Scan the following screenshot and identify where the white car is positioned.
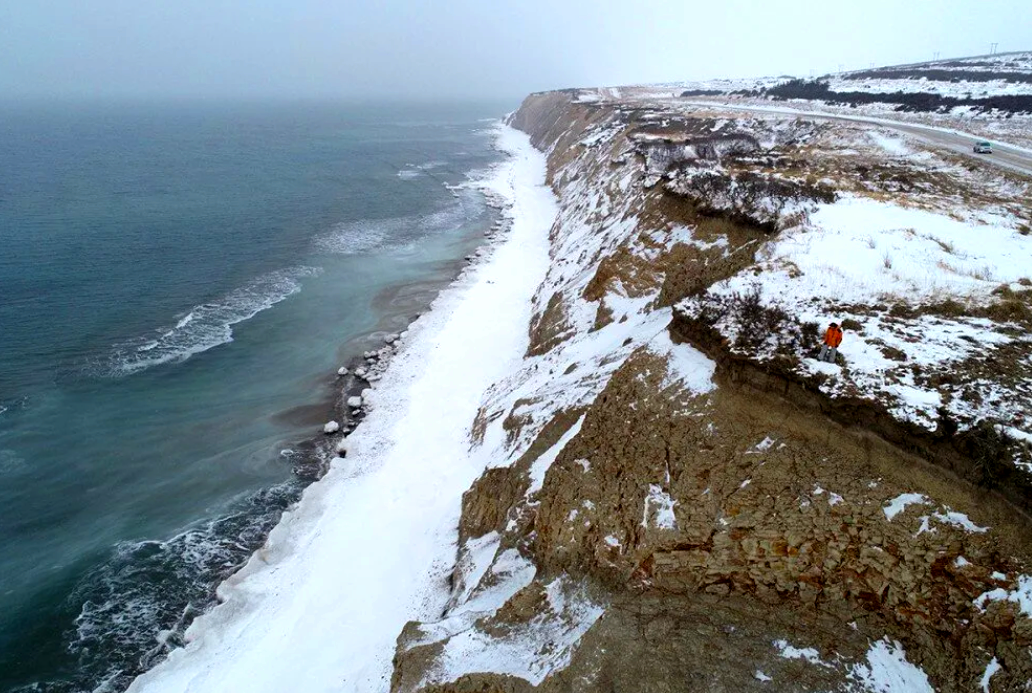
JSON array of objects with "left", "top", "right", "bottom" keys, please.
[{"left": 974, "top": 141, "right": 993, "bottom": 154}]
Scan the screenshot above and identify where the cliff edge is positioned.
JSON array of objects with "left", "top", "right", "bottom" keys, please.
[{"left": 392, "top": 89, "right": 1032, "bottom": 692}]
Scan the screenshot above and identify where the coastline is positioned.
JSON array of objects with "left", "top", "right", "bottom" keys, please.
[{"left": 126, "top": 124, "right": 555, "bottom": 693}]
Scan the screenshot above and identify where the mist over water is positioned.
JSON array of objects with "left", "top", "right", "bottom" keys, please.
[{"left": 0, "top": 99, "right": 511, "bottom": 692}]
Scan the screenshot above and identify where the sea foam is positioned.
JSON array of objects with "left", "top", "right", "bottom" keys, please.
[{"left": 104, "top": 266, "right": 321, "bottom": 376}]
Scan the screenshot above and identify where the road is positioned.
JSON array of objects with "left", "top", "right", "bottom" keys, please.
[{"left": 682, "top": 100, "right": 1032, "bottom": 178}]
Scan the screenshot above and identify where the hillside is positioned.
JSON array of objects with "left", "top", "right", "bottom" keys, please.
[
  {"left": 593, "top": 50, "right": 1032, "bottom": 151},
  {"left": 390, "top": 84, "right": 1032, "bottom": 691}
]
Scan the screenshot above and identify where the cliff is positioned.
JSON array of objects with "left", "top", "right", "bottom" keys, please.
[{"left": 391, "top": 91, "right": 1032, "bottom": 692}]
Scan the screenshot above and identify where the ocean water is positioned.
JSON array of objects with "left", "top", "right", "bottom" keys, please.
[{"left": 0, "top": 99, "right": 510, "bottom": 692}]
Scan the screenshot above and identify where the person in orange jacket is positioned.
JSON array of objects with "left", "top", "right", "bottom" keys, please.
[{"left": 820, "top": 322, "right": 843, "bottom": 363}]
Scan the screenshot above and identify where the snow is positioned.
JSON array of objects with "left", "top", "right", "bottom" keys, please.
[
  {"left": 774, "top": 639, "right": 829, "bottom": 667},
  {"left": 868, "top": 131, "right": 913, "bottom": 156},
  {"left": 127, "top": 124, "right": 557, "bottom": 693},
  {"left": 642, "top": 484, "right": 678, "bottom": 529},
  {"left": 405, "top": 547, "right": 537, "bottom": 650},
  {"left": 883, "top": 493, "right": 928, "bottom": 520},
  {"left": 322, "top": 421, "right": 340, "bottom": 434},
  {"left": 679, "top": 100, "right": 1032, "bottom": 158},
  {"left": 527, "top": 415, "right": 585, "bottom": 495},
  {"left": 932, "top": 510, "right": 988, "bottom": 533},
  {"left": 677, "top": 192, "right": 1032, "bottom": 431},
  {"left": 763, "top": 196, "right": 1031, "bottom": 307},
  {"left": 451, "top": 532, "right": 501, "bottom": 607},
  {"left": 955, "top": 556, "right": 971, "bottom": 567},
  {"left": 849, "top": 639, "right": 934, "bottom": 693},
  {"left": 754, "top": 670, "right": 772, "bottom": 682},
  {"left": 981, "top": 657, "right": 1001, "bottom": 692},
  {"left": 753, "top": 437, "right": 776, "bottom": 452},
  {"left": 648, "top": 330, "right": 716, "bottom": 393},
  {"left": 975, "top": 574, "right": 1032, "bottom": 616},
  {"left": 425, "top": 578, "right": 604, "bottom": 687},
  {"left": 829, "top": 75, "right": 1032, "bottom": 99}
]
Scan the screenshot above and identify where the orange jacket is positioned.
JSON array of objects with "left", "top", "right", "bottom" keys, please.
[{"left": 824, "top": 325, "right": 843, "bottom": 348}]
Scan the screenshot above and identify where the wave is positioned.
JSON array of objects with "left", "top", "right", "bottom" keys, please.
[
  {"left": 313, "top": 188, "right": 486, "bottom": 256},
  {"left": 396, "top": 160, "right": 450, "bottom": 180},
  {"left": 102, "top": 267, "right": 321, "bottom": 377},
  {"left": 50, "top": 480, "right": 305, "bottom": 693}
]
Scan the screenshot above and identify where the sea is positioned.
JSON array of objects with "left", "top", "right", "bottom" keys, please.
[{"left": 0, "top": 99, "right": 511, "bottom": 692}]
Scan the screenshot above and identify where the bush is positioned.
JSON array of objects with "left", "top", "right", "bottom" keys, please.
[
  {"left": 964, "top": 421, "right": 1014, "bottom": 488},
  {"left": 764, "top": 79, "right": 1032, "bottom": 115}
]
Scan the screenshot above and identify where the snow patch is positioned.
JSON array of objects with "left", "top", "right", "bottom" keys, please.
[
  {"left": 527, "top": 416, "right": 585, "bottom": 495},
  {"left": 975, "top": 574, "right": 1032, "bottom": 616},
  {"left": 426, "top": 579, "right": 603, "bottom": 687},
  {"left": 774, "top": 639, "right": 830, "bottom": 667},
  {"left": 883, "top": 493, "right": 928, "bottom": 520},
  {"left": 981, "top": 657, "right": 1001, "bottom": 693},
  {"left": 641, "top": 484, "right": 678, "bottom": 529},
  {"left": 849, "top": 639, "right": 934, "bottom": 693}
]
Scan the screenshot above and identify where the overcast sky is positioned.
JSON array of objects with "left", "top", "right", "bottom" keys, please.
[{"left": 1, "top": 0, "right": 1028, "bottom": 100}]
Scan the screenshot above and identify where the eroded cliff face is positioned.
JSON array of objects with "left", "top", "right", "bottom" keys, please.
[{"left": 392, "top": 92, "right": 1032, "bottom": 692}]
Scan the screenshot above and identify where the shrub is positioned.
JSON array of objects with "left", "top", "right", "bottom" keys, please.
[
  {"left": 840, "top": 318, "right": 863, "bottom": 332},
  {"left": 964, "top": 421, "right": 1014, "bottom": 488},
  {"left": 764, "top": 79, "right": 1032, "bottom": 115}
]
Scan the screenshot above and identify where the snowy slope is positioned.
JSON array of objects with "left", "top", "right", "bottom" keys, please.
[{"left": 126, "top": 126, "right": 556, "bottom": 693}]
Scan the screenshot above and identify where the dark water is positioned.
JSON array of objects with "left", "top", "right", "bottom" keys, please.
[{"left": 0, "top": 99, "right": 511, "bottom": 692}]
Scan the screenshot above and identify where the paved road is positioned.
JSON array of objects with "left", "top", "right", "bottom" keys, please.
[{"left": 683, "top": 100, "right": 1032, "bottom": 178}]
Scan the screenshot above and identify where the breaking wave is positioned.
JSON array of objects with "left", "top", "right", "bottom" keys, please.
[
  {"left": 313, "top": 187, "right": 485, "bottom": 256},
  {"left": 396, "top": 160, "right": 449, "bottom": 179},
  {"left": 43, "top": 480, "right": 306, "bottom": 693},
  {"left": 102, "top": 267, "right": 321, "bottom": 377}
]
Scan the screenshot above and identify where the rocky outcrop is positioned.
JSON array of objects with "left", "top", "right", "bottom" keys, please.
[{"left": 393, "top": 91, "right": 1032, "bottom": 692}]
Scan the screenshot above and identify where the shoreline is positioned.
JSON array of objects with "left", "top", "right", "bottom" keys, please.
[{"left": 126, "top": 124, "right": 552, "bottom": 693}]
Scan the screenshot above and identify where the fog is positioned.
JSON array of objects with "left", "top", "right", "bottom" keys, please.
[{"left": 1, "top": 0, "right": 1028, "bottom": 101}]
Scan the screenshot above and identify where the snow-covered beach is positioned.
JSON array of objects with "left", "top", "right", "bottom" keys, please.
[{"left": 126, "top": 125, "right": 555, "bottom": 693}]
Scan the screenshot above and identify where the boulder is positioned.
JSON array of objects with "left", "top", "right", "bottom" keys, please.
[
  {"left": 347, "top": 395, "right": 363, "bottom": 409},
  {"left": 361, "top": 388, "right": 373, "bottom": 401},
  {"left": 355, "top": 367, "right": 367, "bottom": 378},
  {"left": 337, "top": 366, "right": 349, "bottom": 376},
  {"left": 335, "top": 438, "right": 349, "bottom": 455},
  {"left": 323, "top": 421, "right": 341, "bottom": 434}
]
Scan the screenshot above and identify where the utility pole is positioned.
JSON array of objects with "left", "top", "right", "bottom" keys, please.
[
  {"left": 933, "top": 51, "right": 940, "bottom": 61},
  {"left": 990, "top": 42, "right": 998, "bottom": 55}
]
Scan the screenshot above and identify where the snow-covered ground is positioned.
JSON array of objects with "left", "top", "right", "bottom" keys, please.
[
  {"left": 126, "top": 125, "right": 556, "bottom": 693},
  {"left": 677, "top": 192, "right": 1032, "bottom": 434},
  {"left": 827, "top": 76, "right": 1032, "bottom": 98}
]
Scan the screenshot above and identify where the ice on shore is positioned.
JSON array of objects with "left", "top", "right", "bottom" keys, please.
[{"left": 127, "top": 124, "right": 556, "bottom": 693}]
